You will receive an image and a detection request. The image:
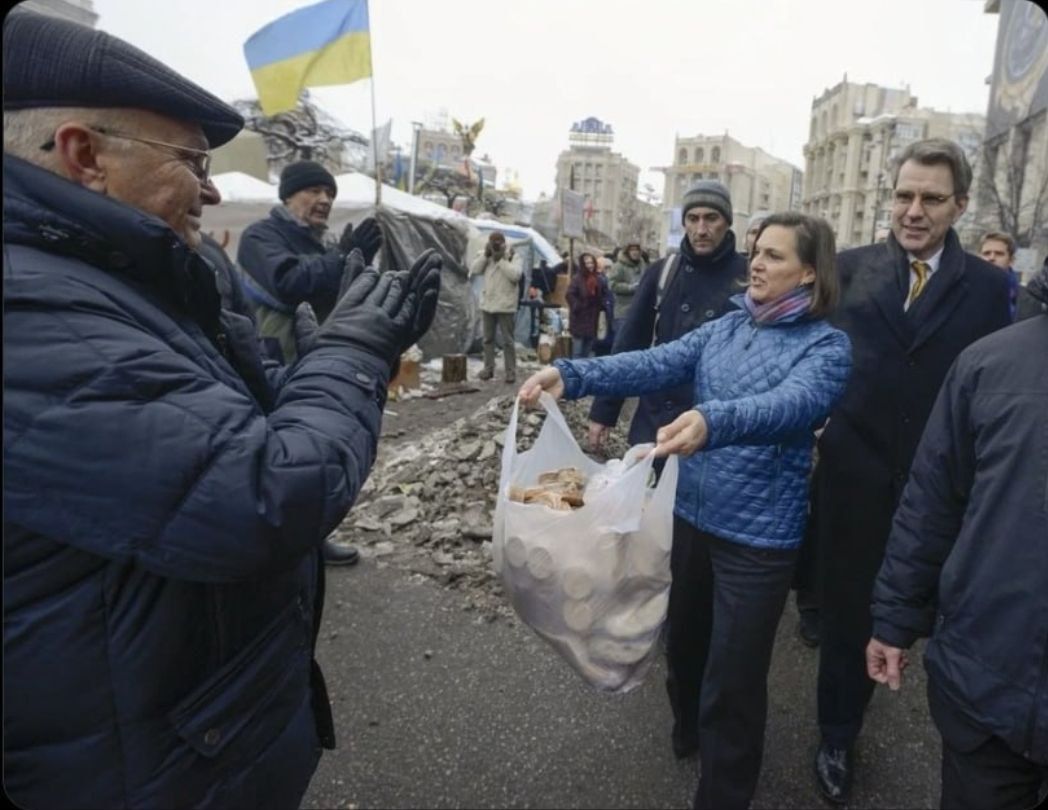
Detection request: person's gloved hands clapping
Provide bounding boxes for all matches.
[315,249,415,367]
[400,248,443,352]
[292,302,320,357]
[338,217,383,265]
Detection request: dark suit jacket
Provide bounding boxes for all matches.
[810,230,1012,609]
[817,230,1011,503]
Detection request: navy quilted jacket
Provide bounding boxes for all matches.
[555,299,852,548]
[3,155,387,808]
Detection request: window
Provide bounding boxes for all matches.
[711,146,721,163]
[678,148,688,164]
[696,147,704,163]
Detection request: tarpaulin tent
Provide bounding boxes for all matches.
[205,171,482,359]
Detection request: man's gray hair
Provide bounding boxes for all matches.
[3,107,137,169]
[892,138,973,198]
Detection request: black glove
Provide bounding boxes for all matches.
[315,250,416,366]
[292,302,320,357]
[338,217,383,265]
[400,248,443,352]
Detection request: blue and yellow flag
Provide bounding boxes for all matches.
[244,0,372,116]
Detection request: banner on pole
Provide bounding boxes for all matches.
[561,189,585,238]
[366,119,391,173]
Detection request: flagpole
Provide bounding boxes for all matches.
[366,0,381,207]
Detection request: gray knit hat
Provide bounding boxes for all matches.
[681,180,733,225]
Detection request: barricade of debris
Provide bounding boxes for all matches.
[332,394,632,621]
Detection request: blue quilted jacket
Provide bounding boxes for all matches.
[555,298,852,549]
[3,155,388,808]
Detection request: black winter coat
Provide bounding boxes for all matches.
[817,231,1011,501]
[3,155,388,808]
[588,231,748,443]
[237,206,345,321]
[871,300,1048,764]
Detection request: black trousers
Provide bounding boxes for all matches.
[931,682,1048,810]
[665,517,798,810]
[813,460,896,748]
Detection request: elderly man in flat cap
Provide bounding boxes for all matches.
[2,9,441,809]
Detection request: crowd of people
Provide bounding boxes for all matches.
[3,7,1046,810]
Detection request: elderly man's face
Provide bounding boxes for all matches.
[98,110,218,249]
[285,186,335,229]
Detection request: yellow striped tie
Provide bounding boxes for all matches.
[908,260,930,306]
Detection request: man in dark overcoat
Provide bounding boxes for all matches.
[811,138,1012,804]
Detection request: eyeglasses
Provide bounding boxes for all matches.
[40,126,212,183]
[891,190,956,210]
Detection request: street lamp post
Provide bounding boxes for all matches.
[408,121,423,195]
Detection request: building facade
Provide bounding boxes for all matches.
[553,117,641,248]
[658,134,802,251]
[801,77,986,250]
[417,126,496,188]
[975,0,1048,276]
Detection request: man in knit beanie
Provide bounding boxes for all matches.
[237,158,386,567]
[587,177,748,764]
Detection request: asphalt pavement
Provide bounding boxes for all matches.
[303,559,941,810]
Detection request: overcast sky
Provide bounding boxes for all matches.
[88,0,1002,200]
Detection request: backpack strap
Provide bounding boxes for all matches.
[651,253,681,346]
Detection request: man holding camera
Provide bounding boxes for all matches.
[470,230,523,383]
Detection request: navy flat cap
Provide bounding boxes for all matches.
[3,9,243,148]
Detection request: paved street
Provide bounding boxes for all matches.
[304,560,941,810]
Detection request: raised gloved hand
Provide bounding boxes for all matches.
[314,249,415,367]
[400,248,443,352]
[292,302,320,357]
[338,217,383,265]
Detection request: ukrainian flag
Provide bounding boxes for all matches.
[244,0,372,116]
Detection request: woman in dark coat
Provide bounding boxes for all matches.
[566,252,605,358]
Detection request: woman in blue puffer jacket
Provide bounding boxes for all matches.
[519,212,851,810]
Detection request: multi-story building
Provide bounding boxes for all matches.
[975,0,1048,276]
[801,77,986,250]
[553,117,641,248]
[657,134,802,251]
[19,0,97,26]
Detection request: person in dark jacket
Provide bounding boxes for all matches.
[521,213,852,810]
[566,252,605,358]
[587,180,748,452]
[811,138,1012,804]
[237,161,383,361]
[867,264,1048,810]
[2,10,441,809]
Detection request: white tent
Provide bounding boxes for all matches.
[210,171,278,203]
[332,173,471,224]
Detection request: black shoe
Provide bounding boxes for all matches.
[323,540,360,566]
[814,741,852,805]
[798,610,821,648]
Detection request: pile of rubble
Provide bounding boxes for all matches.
[332,394,632,621]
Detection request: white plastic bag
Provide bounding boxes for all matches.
[493,393,678,693]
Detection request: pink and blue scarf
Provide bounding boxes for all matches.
[740,284,813,325]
